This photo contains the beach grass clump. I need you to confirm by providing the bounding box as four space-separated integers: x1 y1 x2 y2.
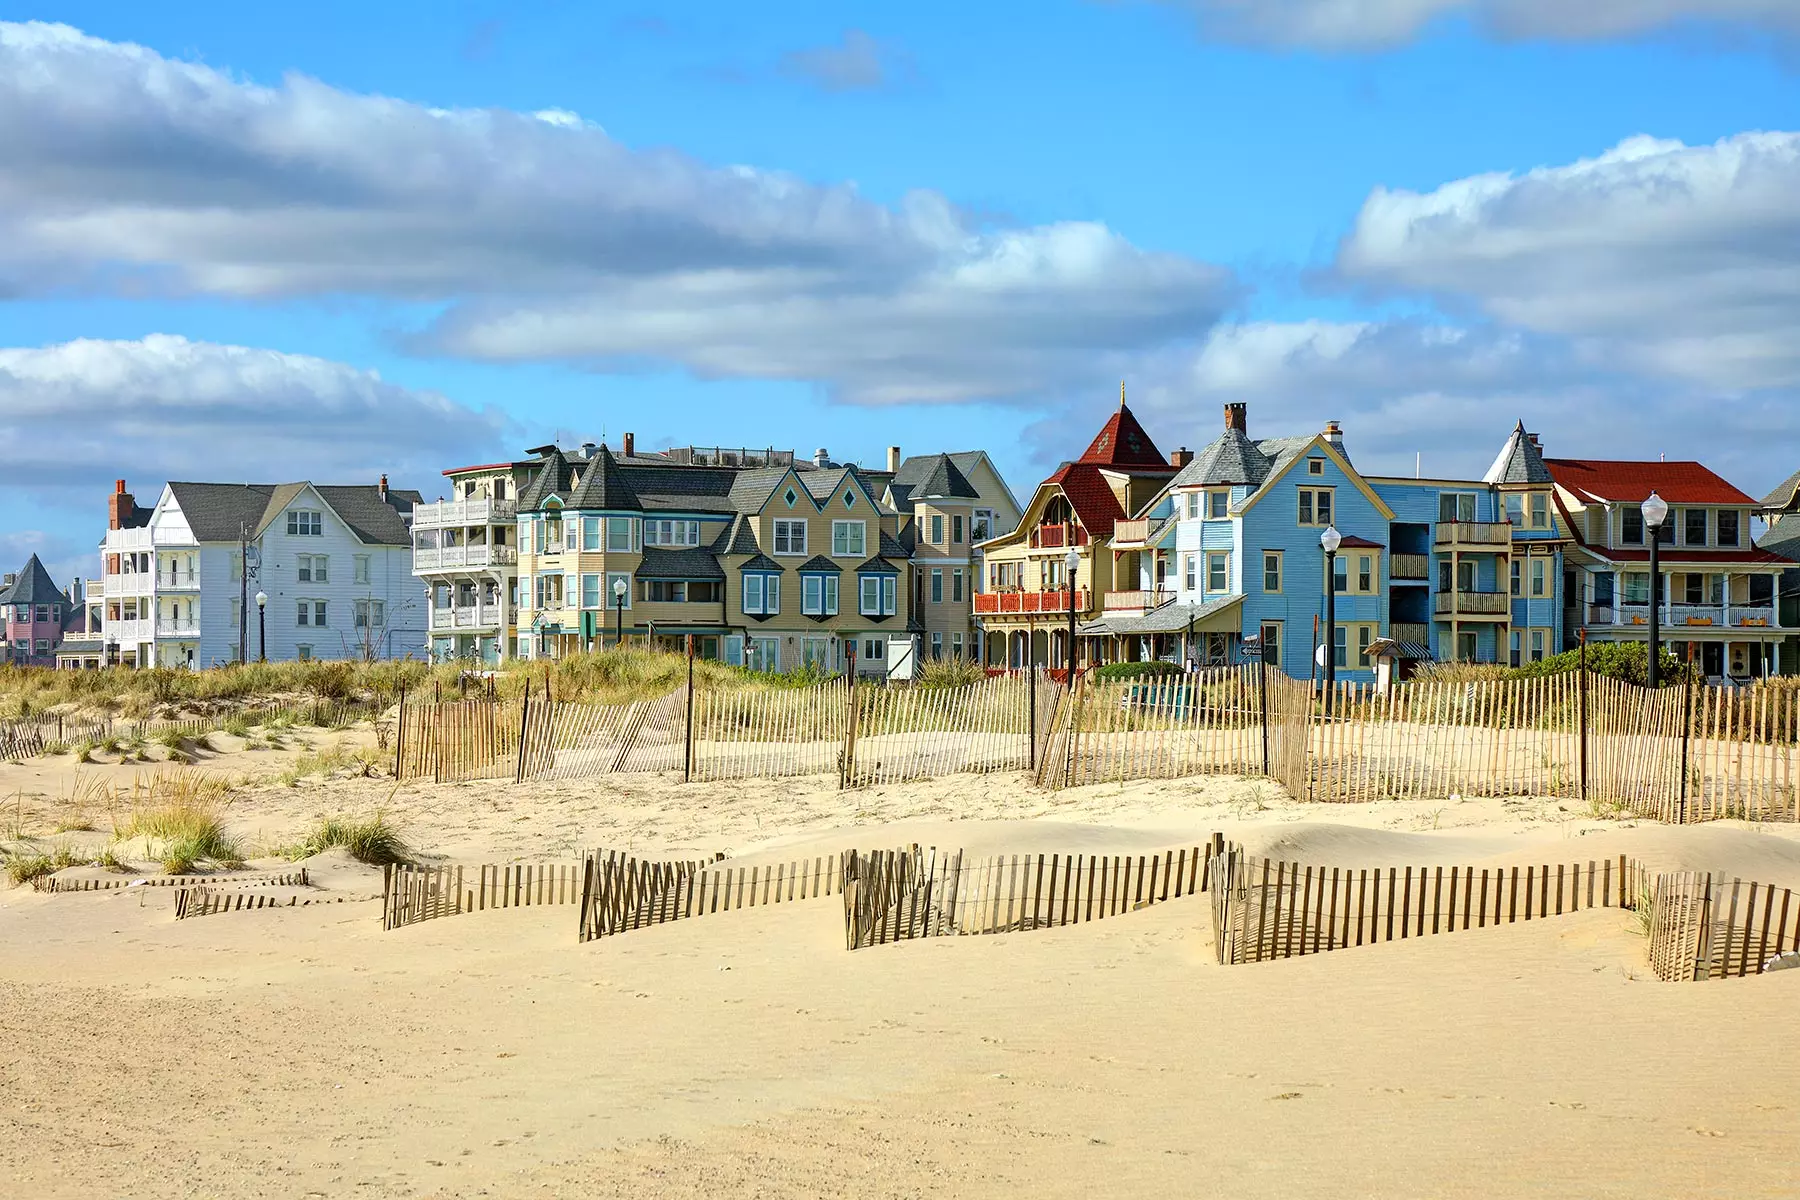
282 813 411 865
111 770 243 873
2 842 81 886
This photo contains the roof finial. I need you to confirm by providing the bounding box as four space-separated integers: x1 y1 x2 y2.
1119 380 1126 409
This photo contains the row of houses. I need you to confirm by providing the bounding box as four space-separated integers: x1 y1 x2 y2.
981 399 1800 684
9 396 1799 682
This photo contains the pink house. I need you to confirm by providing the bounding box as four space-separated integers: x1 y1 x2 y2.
1 556 69 667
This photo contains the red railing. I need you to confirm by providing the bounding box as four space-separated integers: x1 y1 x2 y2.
1028 525 1089 549
974 589 1090 615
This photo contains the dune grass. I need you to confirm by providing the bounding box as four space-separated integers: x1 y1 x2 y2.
281 812 411 865
109 769 243 873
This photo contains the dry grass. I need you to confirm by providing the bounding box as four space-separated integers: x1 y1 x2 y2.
108 769 244 874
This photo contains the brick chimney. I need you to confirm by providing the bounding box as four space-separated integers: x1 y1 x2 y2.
1323 420 1344 452
1223 403 1247 434
1170 447 1194 468
887 446 901 473
108 479 134 531
623 431 635 457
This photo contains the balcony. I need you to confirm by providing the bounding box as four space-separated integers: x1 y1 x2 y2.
1589 604 1777 630
155 621 200 639
1111 518 1151 544
1391 553 1431 581
1028 525 1088 550
1434 590 1509 617
158 572 200 591
1435 522 1513 549
1104 588 1176 613
105 617 154 644
431 606 509 631
974 589 1090 616
102 574 154 598
1390 622 1431 646
104 527 153 552
414 544 519 573
412 498 517 529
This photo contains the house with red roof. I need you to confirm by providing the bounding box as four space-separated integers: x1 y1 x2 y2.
1549 454 1787 679
974 389 1183 668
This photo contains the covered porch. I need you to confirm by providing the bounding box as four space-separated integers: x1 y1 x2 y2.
1077 595 1246 667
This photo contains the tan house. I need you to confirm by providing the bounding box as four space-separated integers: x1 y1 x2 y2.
975 396 1182 668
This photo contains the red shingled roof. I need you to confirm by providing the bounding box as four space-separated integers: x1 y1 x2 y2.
1048 463 1126 534
1079 403 1169 468
1545 459 1756 506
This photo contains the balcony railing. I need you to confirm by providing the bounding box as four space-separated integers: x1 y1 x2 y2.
1390 622 1431 646
412 498 517 529
974 589 1089 615
414 544 519 572
102 574 154 598
155 621 200 638
105 618 154 643
1111 518 1151 544
158 572 200 590
431 606 508 630
104 527 153 551
1434 522 1513 548
1104 588 1176 613
1434 590 1509 616
1586 603 1777 629
1028 525 1088 550
1391 553 1431 580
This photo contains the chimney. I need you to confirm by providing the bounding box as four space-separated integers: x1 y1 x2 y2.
887 446 901 473
108 479 134 531
580 441 598 460
1323 420 1344 452
814 447 831 468
1526 432 1541 449
1170 447 1194 468
1223 403 1247 435
378 473 388 501
623 432 635 457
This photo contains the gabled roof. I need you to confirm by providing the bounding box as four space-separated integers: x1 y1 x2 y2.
713 515 762 557
166 482 419 545
855 555 900 574
567 444 640 511
893 453 979 501
0 555 62 606
794 554 842 574
1758 468 1800 513
877 529 911 559
728 467 800 514
1046 462 1127 534
310 486 420 545
1168 432 1317 490
1231 435 1396 523
1484 422 1555 486
1545 459 1757 506
1079 401 1168 468
736 553 784 573
518 451 580 511
1335 534 1384 549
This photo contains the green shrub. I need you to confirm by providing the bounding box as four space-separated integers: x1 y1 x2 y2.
914 658 986 690
283 813 411 865
1093 660 1184 681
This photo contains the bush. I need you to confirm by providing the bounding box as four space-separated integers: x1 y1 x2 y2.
915 658 986 690
1515 640 1696 688
1093 660 1184 681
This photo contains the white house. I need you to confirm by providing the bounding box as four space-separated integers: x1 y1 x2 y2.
98 477 425 667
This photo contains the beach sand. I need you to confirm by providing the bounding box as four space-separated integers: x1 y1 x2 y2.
4 740 1799 1198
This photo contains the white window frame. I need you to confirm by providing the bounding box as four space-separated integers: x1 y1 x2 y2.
832 520 867 558
1206 551 1229 594
353 555 371 585
581 573 601 609
859 573 897 616
605 517 636 553
742 572 778 616
772 519 808 556
802 574 839 616
605 571 633 610
286 510 323 536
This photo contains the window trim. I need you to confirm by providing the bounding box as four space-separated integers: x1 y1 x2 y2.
772 519 808 556
1205 550 1229 594
831 519 868 558
1297 487 1335 528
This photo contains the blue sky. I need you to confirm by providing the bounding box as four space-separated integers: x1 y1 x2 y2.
4 2 1800 584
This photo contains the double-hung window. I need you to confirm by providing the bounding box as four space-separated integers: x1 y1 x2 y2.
606 518 635 552
1263 551 1282 594
582 517 601 551
296 600 327 627
1621 508 1645 545
742 573 779 615
952 569 963 602
581 573 601 609
1184 555 1197 592
801 574 839 615
643 519 700 547
354 599 386 628
859 574 896 616
353 555 371 585
1206 552 1228 593
1510 560 1522 596
1717 510 1741 547
1298 488 1334 527
1684 509 1708 547
1439 493 1477 523
1531 559 1546 597
832 520 866 557
931 569 944 603
1529 494 1548 529
930 515 944 544
297 554 327 584
1206 490 1229 519
952 515 964 544
773 520 807 555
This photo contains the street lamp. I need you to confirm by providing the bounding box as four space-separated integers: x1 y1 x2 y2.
741 630 756 672
1064 547 1080 688
254 591 267 663
1320 525 1342 712
612 577 628 648
1643 490 1669 687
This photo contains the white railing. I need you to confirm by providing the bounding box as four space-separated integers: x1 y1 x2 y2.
431 607 507 630
104 527 154 552
413 544 519 572
102 574 154 598
411 498 517 529
1730 606 1776 628
1103 588 1177 612
158 572 200 590
104 618 154 643
155 621 200 638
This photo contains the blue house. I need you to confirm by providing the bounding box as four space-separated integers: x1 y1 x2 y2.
1077 405 1564 680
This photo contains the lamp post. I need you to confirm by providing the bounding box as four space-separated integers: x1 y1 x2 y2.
254 591 267 663
612 577 628 648
1643 490 1669 687
742 630 756 672
532 614 545 661
1320 525 1342 713
1064 547 1080 689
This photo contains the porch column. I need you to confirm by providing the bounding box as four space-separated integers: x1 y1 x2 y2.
495 570 510 662
423 586 435 661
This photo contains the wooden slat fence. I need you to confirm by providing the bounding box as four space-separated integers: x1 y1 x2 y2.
690 682 844 782
848 673 1041 787
843 836 1226 949
1207 846 1647 965
382 861 585 930
174 886 357 919
1647 871 1800 980
1059 667 1264 788
579 848 842 941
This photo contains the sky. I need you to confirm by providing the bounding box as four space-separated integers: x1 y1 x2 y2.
4 1 1800 585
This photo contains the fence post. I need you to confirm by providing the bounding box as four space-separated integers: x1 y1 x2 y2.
1257 642 1270 778
1028 662 1038 773
514 677 531 783
1679 645 1695 824
683 635 696 784
840 644 859 790
394 684 406 778
1577 631 1588 807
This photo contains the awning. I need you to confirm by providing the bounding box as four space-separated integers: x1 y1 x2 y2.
1367 637 1433 660
1079 594 1243 637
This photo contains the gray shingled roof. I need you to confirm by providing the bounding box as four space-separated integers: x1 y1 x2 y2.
729 467 798 514
878 529 910 559
637 547 726 580
518 451 579 511
311 486 420 545
855 555 899 574
736 553 784 573
166 482 418 545
891 452 979 501
794 554 841 574
1759 468 1800 513
1483 421 1555 486
0 555 62 606
1167 432 1318 490
566 444 640 511
1756 522 1800 564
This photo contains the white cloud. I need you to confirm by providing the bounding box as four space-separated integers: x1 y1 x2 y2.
777 29 909 92
0 21 1233 406
1337 132 1800 390
0 335 508 495
1151 0 1800 50
1028 318 1800 493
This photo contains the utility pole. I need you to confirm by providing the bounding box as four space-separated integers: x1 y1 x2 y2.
238 522 249 665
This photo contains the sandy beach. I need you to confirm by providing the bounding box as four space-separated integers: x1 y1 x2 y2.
4 731 1799 1198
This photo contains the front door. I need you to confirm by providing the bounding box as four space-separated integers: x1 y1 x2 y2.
1705 642 1726 678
